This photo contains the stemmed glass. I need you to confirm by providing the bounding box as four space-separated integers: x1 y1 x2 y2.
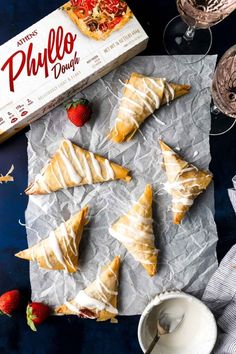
191 44 236 135
163 0 236 64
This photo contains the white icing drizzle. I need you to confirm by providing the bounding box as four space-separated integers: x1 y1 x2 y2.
163 178 201 193
89 152 103 178
50 163 65 189
130 117 139 128
109 204 157 265
35 220 79 271
49 230 67 269
119 80 154 113
116 114 146 140
96 278 118 296
119 106 136 115
109 228 158 264
109 227 143 245
152 113 166 126
105 160 115 180
60 222 77 257
162 150 176 156
82 154 93 184
118 107 140 128
114 118 123 134
147 77 165 91
128 213 153 225
172 197 194 206
67 290 118 315
122 96 143 110
172 208 186 213
168 83 175 100
181 166 197 173
142 78 161 108
163 166 196 177
55 159 67 188
34 173 51 193
65 140 84 177
132 249 157 264
59 147 82 184
164 82 175 104
117 223 154 240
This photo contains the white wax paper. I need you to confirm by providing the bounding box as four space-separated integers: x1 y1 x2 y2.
25 55 218 315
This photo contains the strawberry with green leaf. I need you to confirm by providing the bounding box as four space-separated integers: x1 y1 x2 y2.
0 289 20 316
26 302 51 331
65 98 92 127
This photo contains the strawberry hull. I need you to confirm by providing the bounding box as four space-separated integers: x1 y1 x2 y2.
0 2 148 143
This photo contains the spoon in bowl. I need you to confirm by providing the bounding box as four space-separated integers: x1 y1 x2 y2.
144 312 184 354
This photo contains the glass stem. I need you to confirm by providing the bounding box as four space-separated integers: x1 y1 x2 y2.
183 26 195 41
211 104 221 115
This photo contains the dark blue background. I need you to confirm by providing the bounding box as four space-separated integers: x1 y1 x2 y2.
0 1 236 353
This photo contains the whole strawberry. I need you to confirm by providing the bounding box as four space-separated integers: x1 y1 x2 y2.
0 289 20 316
65 98 92 127
26 302 51 331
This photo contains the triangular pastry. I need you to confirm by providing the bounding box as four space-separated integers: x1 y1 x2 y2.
159 140 213 225
56 256 120 321
109 185 158 276
25 139 131 195
109 72 191 143
15 207 88 273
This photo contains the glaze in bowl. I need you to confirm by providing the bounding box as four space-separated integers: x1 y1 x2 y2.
138 291 217 354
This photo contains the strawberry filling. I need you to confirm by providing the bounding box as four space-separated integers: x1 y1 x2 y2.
79 308 96 319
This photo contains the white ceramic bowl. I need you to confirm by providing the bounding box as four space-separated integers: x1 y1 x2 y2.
138 291 217 354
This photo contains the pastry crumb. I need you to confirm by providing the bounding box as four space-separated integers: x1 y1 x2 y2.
110 318 118 323
0 165 14 184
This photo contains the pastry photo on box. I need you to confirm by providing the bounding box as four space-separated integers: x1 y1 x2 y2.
62 0 133 41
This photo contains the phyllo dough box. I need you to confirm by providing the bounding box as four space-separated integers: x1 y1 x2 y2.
0 1 148 143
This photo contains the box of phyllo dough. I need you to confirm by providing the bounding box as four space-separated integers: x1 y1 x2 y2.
0 0 148 143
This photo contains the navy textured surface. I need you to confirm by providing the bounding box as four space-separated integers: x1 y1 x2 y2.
0 1 236 353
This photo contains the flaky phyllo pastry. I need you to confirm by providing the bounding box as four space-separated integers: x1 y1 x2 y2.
159 140 213 225
15 207 88 273
109 72 191 143
25 139 131 195
56 256 120 322
109 185 158 276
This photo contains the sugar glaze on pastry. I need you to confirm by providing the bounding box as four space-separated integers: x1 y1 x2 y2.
15 207 88 273
65 260 119 316
25 139 131 195
109 72 191 143
109 185 158 276
56 256 120 321
159 140 213 224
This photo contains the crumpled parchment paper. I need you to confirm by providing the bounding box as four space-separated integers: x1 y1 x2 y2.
25 55 218 315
